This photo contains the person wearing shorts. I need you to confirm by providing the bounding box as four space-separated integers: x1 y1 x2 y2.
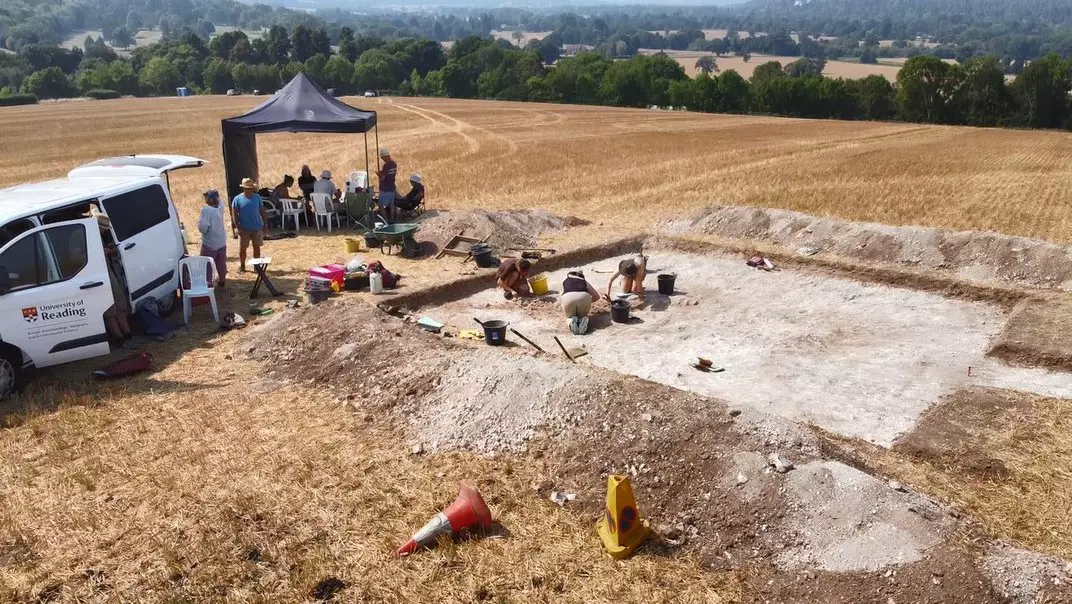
606 253 647 299
198 189 228 286
561 270 600 335
231 177 267 272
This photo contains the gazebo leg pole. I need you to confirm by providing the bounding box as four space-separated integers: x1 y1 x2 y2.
364 130 372 230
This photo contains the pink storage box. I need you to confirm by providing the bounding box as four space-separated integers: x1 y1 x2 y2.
308 265 345 289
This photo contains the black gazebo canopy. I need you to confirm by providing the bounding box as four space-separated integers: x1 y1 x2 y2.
221 72 378 199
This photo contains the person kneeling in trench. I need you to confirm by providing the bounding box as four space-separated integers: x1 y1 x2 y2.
497 258 531 300
606 253 647 299
561 270 600 335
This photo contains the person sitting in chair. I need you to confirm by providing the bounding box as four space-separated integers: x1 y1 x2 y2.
313 170 343 212
297 165 316 200
272 175 294 200
395 174 425 214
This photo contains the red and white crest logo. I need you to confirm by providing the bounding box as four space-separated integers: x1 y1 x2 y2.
22 307 38 323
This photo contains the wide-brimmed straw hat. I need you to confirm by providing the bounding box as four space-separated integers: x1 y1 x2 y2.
240 177 257 189
378 147 390 157
409 174 422 184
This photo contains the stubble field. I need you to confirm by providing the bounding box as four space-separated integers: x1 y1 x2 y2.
3 96 1072 602
4 95 1072 243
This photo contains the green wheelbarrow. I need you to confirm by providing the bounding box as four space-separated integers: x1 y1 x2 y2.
373 223 422 258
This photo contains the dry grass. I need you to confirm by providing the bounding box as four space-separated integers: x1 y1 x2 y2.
490 30 551 45
829 387 1072 559
990 296 1072 371
0 354 739 601
6 95 1072 246
4 95 1072 598
640 50 904 80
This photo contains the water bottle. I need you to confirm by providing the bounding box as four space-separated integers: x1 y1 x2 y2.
369 271 384 294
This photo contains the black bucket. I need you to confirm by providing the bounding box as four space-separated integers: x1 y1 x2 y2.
364 233 382 248
481 320 508 345
657 273 676 295
473 249 495 268
610 299 631 324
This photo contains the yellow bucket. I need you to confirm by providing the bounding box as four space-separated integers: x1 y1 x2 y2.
528 272 549 295
344 237 361 253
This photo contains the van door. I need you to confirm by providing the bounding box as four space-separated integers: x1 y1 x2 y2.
99 183 183 307
0 219 113 367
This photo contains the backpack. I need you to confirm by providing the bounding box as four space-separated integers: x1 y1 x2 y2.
367 261 400 289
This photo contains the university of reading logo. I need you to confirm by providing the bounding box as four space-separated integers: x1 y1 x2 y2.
36 300 87 322
21 307 37 323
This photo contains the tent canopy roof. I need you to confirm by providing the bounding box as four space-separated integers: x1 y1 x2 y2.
221 72 377 134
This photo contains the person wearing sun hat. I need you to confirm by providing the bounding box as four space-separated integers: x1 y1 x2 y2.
376 147 398 220
313 169 343 212
231 177 267 272
395 173 424 213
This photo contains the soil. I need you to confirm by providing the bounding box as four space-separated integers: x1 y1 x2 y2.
664 205 1072 291
984 542 1072 604
416 209 585 255
989 297 1072 372
423 250 1072 447
749 543 1005 603
893 387 1036 480
243 296 1030 602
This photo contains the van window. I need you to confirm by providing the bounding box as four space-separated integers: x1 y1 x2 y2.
101 185 171 241
0 225 88 292
0 233 48 290
0 219 35 248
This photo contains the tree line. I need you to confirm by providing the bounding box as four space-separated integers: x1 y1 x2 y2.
2 25 1071 132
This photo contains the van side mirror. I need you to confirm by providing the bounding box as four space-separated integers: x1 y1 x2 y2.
0 268 10 295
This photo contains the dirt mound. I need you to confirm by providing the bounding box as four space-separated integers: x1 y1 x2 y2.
665 206 1072 290
418 209 581 253
245 300 602 454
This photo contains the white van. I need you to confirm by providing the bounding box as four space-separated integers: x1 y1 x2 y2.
0 155 206 397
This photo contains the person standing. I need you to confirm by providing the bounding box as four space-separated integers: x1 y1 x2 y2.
231 178 268 272
377 147 398 221
198 189 228 287
560 270 600 335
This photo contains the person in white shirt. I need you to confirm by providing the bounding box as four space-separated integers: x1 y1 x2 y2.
313 170 343 212
198 190 228 287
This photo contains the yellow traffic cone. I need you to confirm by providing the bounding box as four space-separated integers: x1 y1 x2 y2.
596 475 650 559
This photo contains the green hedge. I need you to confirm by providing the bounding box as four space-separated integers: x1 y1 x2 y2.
86 89 121 100
0 94 39 107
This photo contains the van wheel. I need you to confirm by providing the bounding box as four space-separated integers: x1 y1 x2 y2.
0 349 23 401
156 291 178 317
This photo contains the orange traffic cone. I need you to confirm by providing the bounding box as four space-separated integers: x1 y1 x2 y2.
397 484 493 556
596 475 650 559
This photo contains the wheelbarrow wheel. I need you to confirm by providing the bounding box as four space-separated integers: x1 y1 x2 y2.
380 242 390 255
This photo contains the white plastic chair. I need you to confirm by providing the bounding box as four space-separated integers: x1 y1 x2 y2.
348 171 368 192
311 193 341 232
179 256 219 326
280 198 305 232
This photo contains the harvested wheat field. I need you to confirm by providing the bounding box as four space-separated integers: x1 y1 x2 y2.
639 50 905 80
3 96 1072 602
